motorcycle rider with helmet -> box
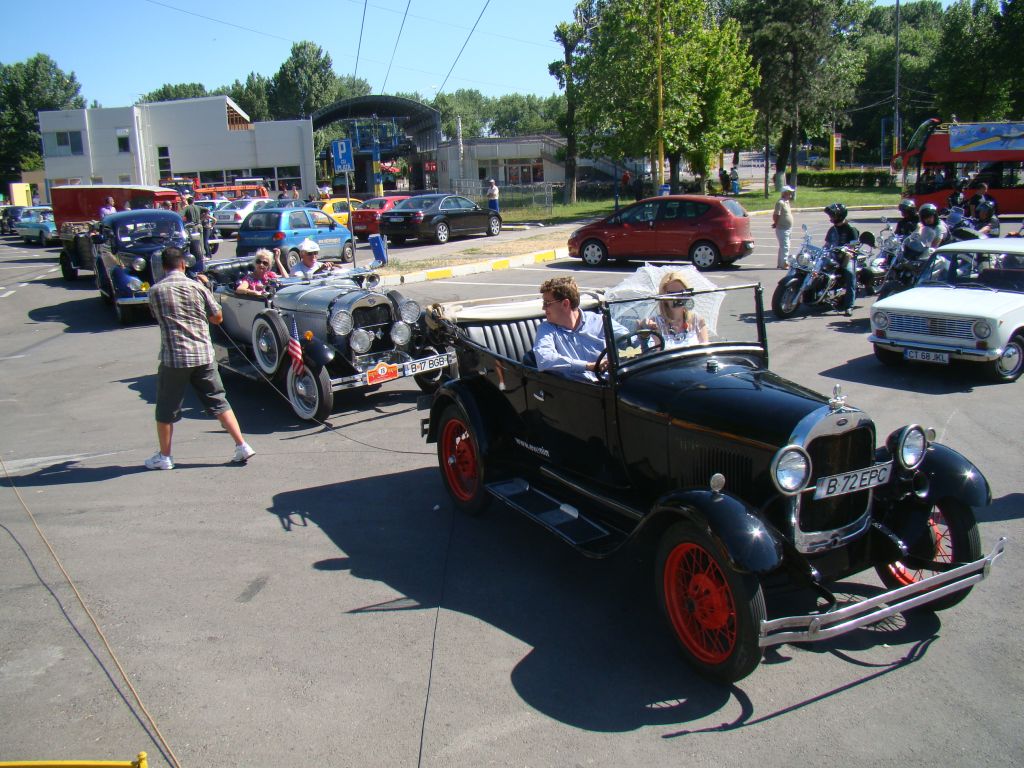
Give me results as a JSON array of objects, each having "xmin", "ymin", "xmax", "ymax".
[
  {"xmin": 895, "ymin": 199, "xmax": 920, "ymax": 237},
  {"xmin": 918, "ymin": 203, "xmax": 948, "ymax": 247},
  {"xmin": 824, "ymin": 202, "xmax": 860, "ymax": 316},
  {"xmin": 975, "ymin": 200, "xmax": 1000, "ymax": 237}
]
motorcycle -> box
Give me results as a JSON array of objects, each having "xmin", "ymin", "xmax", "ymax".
[
  {"xmin": 944, "ymin": 207, "xmax": 983, "ymax": 242},
  {"xmin": 875, "ymin": 230, "xmax": 932, "ymax": 301},
  {"xmin": 772, "ymin": 225, "xmax": 875, "ymax": 318}
]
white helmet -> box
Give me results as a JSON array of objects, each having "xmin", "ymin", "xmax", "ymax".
[{"xmin": 298, "ymin": 238, "xmax": 319, "ymax": 253}]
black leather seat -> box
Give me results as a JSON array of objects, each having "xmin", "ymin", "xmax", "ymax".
[
  {"xmin": 462, "ymin": 317, "xmax": 543, "ymax": 363},
  {"xmin": 205, "ymin": 259, "xmax": 254, "ymax": 289}
]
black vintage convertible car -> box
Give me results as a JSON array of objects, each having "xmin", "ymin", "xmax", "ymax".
[{"xmin": 420, "ymin": 268, "xmax": 1005, "ymax": 682}]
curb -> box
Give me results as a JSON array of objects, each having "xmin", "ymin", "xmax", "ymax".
[{"xmin": 381, "ymin": 247, "xmax": 569, "ymax": 287}]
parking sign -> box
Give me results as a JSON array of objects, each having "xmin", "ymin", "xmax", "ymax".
[{"xmin": 332, "ymin": 139, "xmax": 354, "ymax": 173}]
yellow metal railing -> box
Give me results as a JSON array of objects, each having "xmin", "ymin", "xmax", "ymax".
[{"xmin": 0, "ymin": 753, "xmax": 147, "ymax": 768}]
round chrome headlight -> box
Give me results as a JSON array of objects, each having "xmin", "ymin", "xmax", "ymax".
[
  {"xmin": 872, "ymin": 311, "xmax": 889, "ymax": 330},
  {"xmin": 330, "ymin": 310, "xmax": 354, "ymax": 336},
  {"xmin": 390, "ymin": 321, "xmax": 412, "ymax": 346},
  {"xmin": 897, "ymin": 425, "xmax": 928, "ymax": 469},
  {"xmin": 350, "ymin": 328, "xmax": 372, "ymax": 354},
  {"xmin": 771, "ymin": 445, "xmax": 811, "ymax": 495},
  {"xmin": 132, "ymin": 256, "xmax": 147, "ymax": 272},
  {"xmin": 972, "ymin": 319, "xmax": 992, "ymax": 339},
  {"xmin": 399, "ymin": 300, "xmax": 422, "ymax": 324},
  {"xmin": 364, "ymin": 273, "xmax": 381, "ymax": 290},
  {"xmin": 127, "ymin": 277, "xmax": 143, "ymax": 291},
  {"xmin": 796, "ymin": 251, "xmax": 813, "ymax": 269}
]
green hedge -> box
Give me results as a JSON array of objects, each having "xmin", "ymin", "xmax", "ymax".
[{"xmin": 794, "ymin": 170, "xmax": 896, "ymax": 188}]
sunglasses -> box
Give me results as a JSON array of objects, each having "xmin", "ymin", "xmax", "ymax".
[
  {"xmin": 255, "ymin": 260, "xmax": 271, "ymax": 266},
  {"xmin": 542, "ymin": 299, "xmax": 563, "ymax": 308},
  {"xmin": 667, "ymin": 298, "xmax": 694, "ymax": 309}
]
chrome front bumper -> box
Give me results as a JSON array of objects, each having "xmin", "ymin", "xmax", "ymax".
[
  {"xmin": 869, "ymin": 335, "xmax": 1001, "ymax": 362},
  {"xmin": 759, "ymin": 537, "xmax": 1006, "ymax": 648}
]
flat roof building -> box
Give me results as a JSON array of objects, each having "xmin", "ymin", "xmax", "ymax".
[{"xmin": 39, "ymin": 95, "xmax": 317, "ymax": 199}]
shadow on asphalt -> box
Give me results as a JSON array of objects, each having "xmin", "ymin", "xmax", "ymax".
[
  {"xmin": 28, "ymin": 294, "xmax": 138, "ymax": 334},
  {"xmin": 818, "ymin": 352, "xmax": 989, "ymax": 395},
  {"xmin": 978, "ymin": 492, "xmax": 1024, "ymax": 523},
  {"xmin": 268, "ymin": 469, "xmax": 945, "ymax": 733}
]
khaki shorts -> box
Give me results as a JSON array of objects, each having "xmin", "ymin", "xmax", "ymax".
[{"xmin": 155, "ymin": 362, "xmax": 230, "ymax": 423}]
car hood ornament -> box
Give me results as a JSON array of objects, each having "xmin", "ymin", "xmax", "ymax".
[{"xmin": 828, "ymin": 383, "xmax": 847, "ymax": 412}]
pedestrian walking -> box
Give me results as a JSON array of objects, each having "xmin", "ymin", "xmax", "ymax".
[
  {"xmin": 729, "ymin": 166, "xmax": 740, "ymax": 196},
  {"xmin": 145, "ymin": 246, "xmax": 254, "ymax": 470},
  {"xmin": 772, "ymin": 185, "xmax": 796, "ymax": 269},
  {"xmin": 719, "ymin": 167, "xmax": 730, "ymax": 196},
  {"xmin": 486, "ymin": 179, "xmax": 500, "ymax": 213}
]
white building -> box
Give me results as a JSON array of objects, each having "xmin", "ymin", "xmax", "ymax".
[{"xmin": 39, "ymin": 96, "xmax": 317, "ymax": 198}]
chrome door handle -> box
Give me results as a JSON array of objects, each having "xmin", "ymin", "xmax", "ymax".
[{"xmin": 533, "ymin": 390, "xmax": 546, "ymax": 402}]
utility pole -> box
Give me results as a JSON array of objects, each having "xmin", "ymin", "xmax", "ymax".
[{"xmin": 893, "ymin": 0, "xmax": 901, "ymax": 159}]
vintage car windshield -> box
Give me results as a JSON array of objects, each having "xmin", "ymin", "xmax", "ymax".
[
  {"xmin": 919, "ymin": 249, "xmax": 1024, "ymax": 292},
  {"xmin": 116, "ymin": 220, "xmax": 182, "ymax": 242},
  {"xmin": 605, "ymin": 282, "xmax": 762, "ymax": 361}
]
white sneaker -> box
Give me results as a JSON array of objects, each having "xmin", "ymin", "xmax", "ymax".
[
  {"xmin": 145, "ymin": 452, "xmax": 174, "ymax": 470},
  {"xmin": 232, "ymin": 443, "xmax": 255, "ymax": 463}
]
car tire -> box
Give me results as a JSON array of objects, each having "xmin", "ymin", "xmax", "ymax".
[
  {"xmin": 114, "ymin": 301, "xmax": 133, "ymax": 325},
  {"xmin": 389, "ymin": 236, "xmax": 406, "ymax": 246},
  {"xmin": 771, "ymin": 278, "xmax": 802, "ymax": 319},
  {"xmin": 60, "ymin": 250, "xmax": 78, "ymax": 281},
  {"xmin": 873, "ymin": 344, "xmax": 903, "ymax": 366},
  {"xmin": 580, "ymin": 239, "xmax": 608, "ymax": 266},
  {"xmin": 209, "ymin": 243, "xmax": 219, "ymax": 255},
  {"xmin": 286, "ymin": 364, "xmax": 333, "ymax": 422},
  {"xmin": 487, "ymin": 215, "xmax": 501, "ymax": 236},
  {"xmin": 96, "ymin": 263, "xmax": 113, "ymax": 305},
  {"xmin": 357, "ymin": 235, "xmax": 369, "ymax": 242},
  {"xmin": 252, "ymin": 312, "xmax": 289, "ymax": 376},
  {"xmin": 690, "ymin": 241, "xmax": 721, "ymax": 271},
  {"xmin": 341, "ymin": 241, "xmax": 354, "ymax": 263},
  {"xmin": 656, "ymin": 521, "xmax": 765, "ymax": 683},
  {"xmin": 986, "ymin": 333, "xmax": 1024, "ymax": 383},
  {"xmin": 434, "ymin": 222, "xmax": 450, "ymax": 244},
  {"xmin": 286, "ymin": 249, "xmax": 300, "ymax": 270},
  {"xmin": 436, "ymin": 404, "xmax": 491, "ymax": 515},
  {"xmin": 875, "ymin": 497, "xmax": 981, "ymax": 612},
  {"xmin": 38, "ymin": 231, "xmax": 46, "ymax": 247}
]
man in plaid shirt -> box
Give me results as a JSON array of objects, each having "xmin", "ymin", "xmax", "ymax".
[{"xmin": 145, "ymin": 247, "xmax": 254, "ymax": 470}]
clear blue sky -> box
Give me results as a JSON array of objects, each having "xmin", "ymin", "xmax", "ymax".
[{"xmin": 1, "ymin": 0, "xmax": 578, "ymax": 108}]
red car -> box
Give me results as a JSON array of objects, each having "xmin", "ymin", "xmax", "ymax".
[
  {"xmin": 568, "ymin": 195, "xmax": 754, "ymax": 270},
  {"xmin": 349, "ymin": 195, "xmax": 411, "ymax": 241}
]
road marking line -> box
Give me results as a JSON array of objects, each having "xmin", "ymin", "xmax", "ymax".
[
  {"xmin": 0, "ymin": 290, "xmax": 14, "ymax": 298},
  {"xmin": 0, "ymin": 355, "xmax": 25, "ymax": 361},
  {"xmin": 18, "ymin": 283, "xmax": 28, "ymax": 287}
]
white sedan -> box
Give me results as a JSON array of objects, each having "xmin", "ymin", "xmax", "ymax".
[{"xmin": 869, "ymin": 238, "xmax": 1024, "ymax": 382}]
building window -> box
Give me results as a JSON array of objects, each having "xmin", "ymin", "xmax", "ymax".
[
  {"xmin": 91, "ymin": 176, "xmax": 103, "ymax": 184},
  {"xmin": 158, "ymin": 146, "xmax": 169, "ymax": 159},
  {"xmin": 503, "ymin": 159, "xmax": 544, "ymax": 185},
  {"xmin": 199, "ymin": 171, "xmax": 225, "ymax": 185},
  {"xmin": 42, "ymin": 131, "xmax": 84, "ymax": 157},
  {"xmin": 117, "ymin": 136, "xmax": 130, "ymax": 153},
  {"xmin": 118, "ymin": 175, "xmax": 131, "ymax": 183}
]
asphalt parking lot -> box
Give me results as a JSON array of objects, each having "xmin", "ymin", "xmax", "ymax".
[{"xmin": 1, "ymin": 209, "xmax": 1022, "ymax": 767}]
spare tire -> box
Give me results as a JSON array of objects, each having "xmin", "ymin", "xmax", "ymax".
[
  {"xmin": 75, "ymin": 233, "xmax": 94, "ymax": 270},
  {"xmin": 251, "ymin": 311, "xmax": 290, "ymax": 376}
]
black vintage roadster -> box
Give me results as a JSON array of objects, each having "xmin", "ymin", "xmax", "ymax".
[
  {"xmin": 420, "ymin": 269, "xmax": 1005, "ymax": 682},
  {"xmin": 205, "ymin": 256, "xmax": 452, "ymax": 421}
]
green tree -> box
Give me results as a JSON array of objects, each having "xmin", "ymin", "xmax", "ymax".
[
  {"xmin": 1000, "ymin": 0, "xmax": 1024, "ymax": 114},
  {"xmin": 268, "ymin": 41, "xmax": 338, "ymax": 119},
  {"xmin": 726, "ymin": 0, "xmax": 868, "ymax": 187},
  {"xmin": 550, "ymin": 8, "xmax": 595, "ymax": 204},
  {"xmin": 138, "ymin": 82, "xmax": 209, "ymax": 103},
  {"xmin": 934, "ymin": 0, "xmax": 1011, "ymax": 120},
  {"xmin": 334, "ymin": 74, "xmax": 372, "ymax": 102},
  {"xmin": 489, "ymin": 93, "xmax": 562, "ymax": 136},
  {"xmin": 431, "ymin": 89, "xmax": 490, "ymax": 140},
  {"xmin": 0, "ymin": 54, "xmax": 85, "ymax": 183}
]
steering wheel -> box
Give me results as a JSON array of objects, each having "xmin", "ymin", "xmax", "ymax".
[{"xmin": 592, "ymin": 329, "xmax": 665, "ymax": 381}]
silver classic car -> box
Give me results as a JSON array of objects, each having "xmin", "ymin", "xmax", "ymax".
[{"xmin": 205, "ymin": 255, "xmax": 452, "ymax": 420}]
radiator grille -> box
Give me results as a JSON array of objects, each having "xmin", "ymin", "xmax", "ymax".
[
  {"xmin": 801, "ymin": 427, "xmax": 874, "ymax": 533},
  {"xmin": 888, "ymin": 313, "xmax": 973, "ymax": 339}
]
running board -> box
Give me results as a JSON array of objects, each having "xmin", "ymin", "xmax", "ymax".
[{"xmin": 487, "ymin": 478, "xmax": 611, "ymax": 548}]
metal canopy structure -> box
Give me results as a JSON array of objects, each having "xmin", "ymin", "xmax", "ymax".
[{"xmin": 311, "ymin": 95, "xmax": 441, "ymax": 155}]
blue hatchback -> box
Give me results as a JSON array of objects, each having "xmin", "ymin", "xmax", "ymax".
[{"xmin": 236, "ymin": 205, "xmax": 353, "ymax": 266}]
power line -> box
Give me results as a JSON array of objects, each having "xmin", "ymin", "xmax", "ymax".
[
  {"xmin": 381, "ymin": 0, "xmax": 413, "ymax": 94},
  {"xmin": 141, "ymin": 0, "xmax": 292, "ymax": 42},
  {"xmin": 437, "ymin": 0, "xmax": 492, "ymax": 95},
  {"xmin": 354, "ymin": 0, "xmax": 369, "ymax": 80}
]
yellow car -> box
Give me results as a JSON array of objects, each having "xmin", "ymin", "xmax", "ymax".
[{"xmin": 317, "ymin": 197, "xmax": 363, "ymax": 227}]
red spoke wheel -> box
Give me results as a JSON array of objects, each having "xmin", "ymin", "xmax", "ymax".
[
  {"xmin": 876, "ymin": 498, "xmax": 981, "ymax": 612},
  {"xmin": 437, "ymin": 405, "xmax": 490, "ymax": 515},
  {"xmin": 656, "ymin": 522, "xmax": 764, "ymax": 682}
]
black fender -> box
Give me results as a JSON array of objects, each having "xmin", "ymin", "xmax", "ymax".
[
  {"xmin": 302, "ymin": 334, "xmax": 337, "ymax": 367},
  {"xmin": 426, "ymin": 378, "xmax": 498, "ymax": 460},
  {"xmin": 918, "ymin": 442, "xmax": 991, "ymax": 507},
  {"xmin": 650, "ymin": 489, "xmax": 784, "ymax": 576}
]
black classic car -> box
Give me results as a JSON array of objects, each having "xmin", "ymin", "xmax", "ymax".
[
  {"xmin": 205, "ymin": 255, "xmax": 452, "ymax": 421},
  {"xmin": 420, "ymin": 266, "xmax": 1005, "ymax": 682},
  {"xmin": 378, "ymin": 193, "xmax": 501, "ymax": 245}
]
